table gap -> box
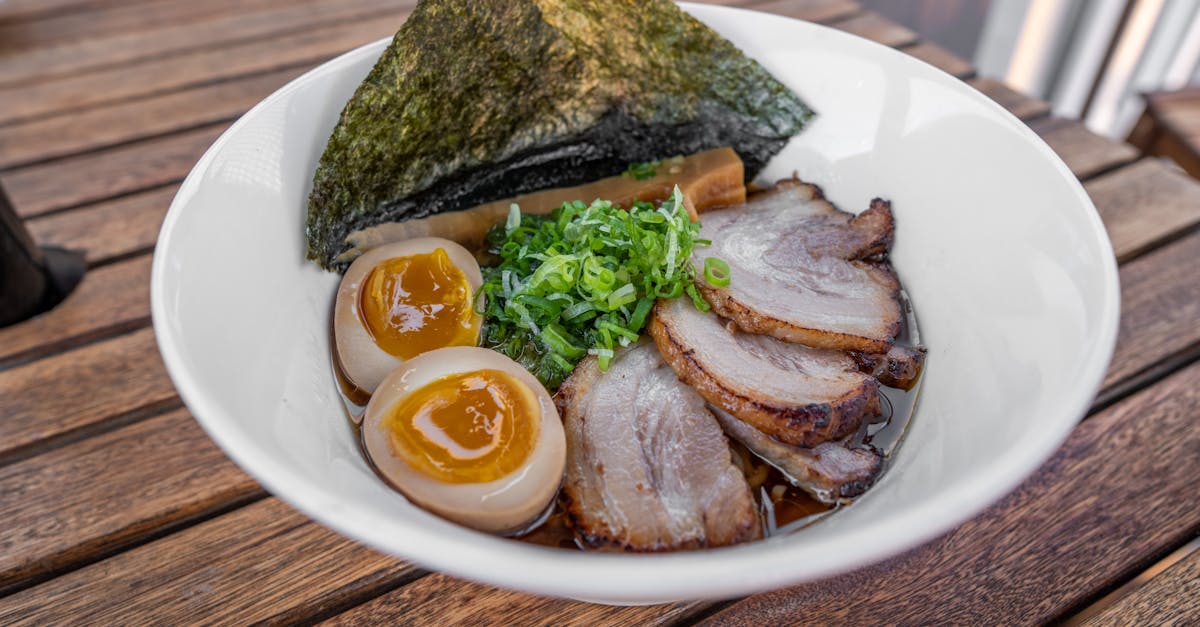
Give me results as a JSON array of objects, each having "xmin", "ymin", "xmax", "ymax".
[
  {"xmin": 0, "ymin": 396, "xmax": 182, "ymax": 468},
  {"xmin": 1055, "ymin": 531, "xmax": 1200, "ymax": 625},
  {"xmin": 1091, "ymin": 339, "xmax": 1200, "ymax": 414},
  {"xmin": 0, "ymin": 489, "xmax": 268, "ymax": 598}
]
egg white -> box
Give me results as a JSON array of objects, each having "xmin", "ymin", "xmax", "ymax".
[
  {"xmin": 334, "ymin": 237, "xmax": 483, "ymax": 402},
  {"xmin": 361, "ymin": 346, "xmax": 566, "ymax": 535}
]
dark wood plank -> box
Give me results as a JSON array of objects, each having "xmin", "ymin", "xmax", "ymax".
[
  {"xmin": 0, "ymin": 407, "xmax": 261, "ymax": 592},
  {"xmin": 901, "ymin": 41, "xmax": 974, "ymax": 79},
  {"xmin": 0, "ymin": 0, "xmax": 301, "ymax": 53},
  {"xmin": 970, "ymin": 76, "xmax": 1052, "ymax": 121},
  {"xmin": 1079, "ymin": 543, "xmax": 1200, "ymax": 625},
  {"xmin": 0, "ymin": 256, "xmax": 151, "ymax": 366},
  {"xmin": 830, "ymin": 10, "xmax": 918, "ymax": 48},
  {"xmin": 0, "ymin": 0, "xmax": 164, "ymax": 23},
  {"xmin": 0, "ymin": 0, "xmax": 407, "ymax": 87},
  {"xmin": 740, "ymin": 0, "xmax": 862, "ymax": 24},
  {"xmin": 0, "ymin": 498, "xmax": 417, "ymax": 625},
  {"xmin": 1030, "ymin": 117, "xmax": 1140, "ymax": 180},
  {"xmin": 698, "ymin": 360, "xmax": 1200, "ymax": 625},
  {"xmin": 1104, "ymin": 230, "xmax": 1200, "ymax": 390},
  {"xmin": 325, "ymin": 574, "xmax": 703, "ymax": 627},
  {"xmin": 0, "ymin": 8, "xmax": 408, "ymax": 126},
  {"xmin": 1085, "ymin": 158, "xmax": 1200, "ymax": 262},
  {"xmin": 2, "ymin": 124, "xmax": 222, "ymax": 218},
  {"xmin": 0, "ymin": 327, "xmax": 178, "ymax": 462},
  {"xmin": 0, "ymin": 67, "xmax": 301, "ymax": 169},
  {"xmin": 26, "ymin": 186, "xmax": 174, "ymax": 265}
]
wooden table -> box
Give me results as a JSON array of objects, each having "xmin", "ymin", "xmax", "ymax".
[
  {"xmin": 1128, "ymin": 87, "xmax": 1200, "ymax": 181},
  {"xmin": 2, "ymin": 1, "xmax": 1198, "ymax": 624}
]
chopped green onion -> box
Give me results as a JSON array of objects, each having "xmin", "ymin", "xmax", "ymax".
[
  {"xmin": 505, "ymin": 203, "xmax": 521, "ymax": 235},
  {"xmin": 477, "ymin": 186, "xmax": 720, "ymax": 390},
  {"xmin": 704, "ymin": 257, "xmax": 731, "ymax": 287}
]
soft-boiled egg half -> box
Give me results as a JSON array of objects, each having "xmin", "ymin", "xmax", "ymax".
[
  {"xmin": 334, "ymin": 238, "xmax": 483, "ymax": 402},
  {"xmin": 362, "ymin": 346, "xmax": 566, "ymax": 534}
]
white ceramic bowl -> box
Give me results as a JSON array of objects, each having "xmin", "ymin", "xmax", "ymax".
[{"xmin": 152, "ymin": 4, "xmax": 1119, "ymax": 603}]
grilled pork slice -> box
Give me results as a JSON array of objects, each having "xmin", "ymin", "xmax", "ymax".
[
  {"xmin": 694, "ymin": 179, "xmax": 902, "ymax": 353},
  {"xmin": 713, "ymin": 408, "xmax": 883, "ymax": 503},
  {"xmin": 650, "ymin": 296, "xmax": 879, "ymax": 447},
  {"xmin": 557, "ymin": 341, "xmax": 758, "ymax": 551},
  {"xmin": 852, "ymin": 344, "xmax": 927, "ymax": 391}
]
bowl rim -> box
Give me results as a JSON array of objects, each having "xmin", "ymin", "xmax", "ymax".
[{"xmin": 151, "ymin": 3, "xmax": 1121, "ymax": 603}]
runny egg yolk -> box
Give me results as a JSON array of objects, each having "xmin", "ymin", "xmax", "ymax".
[
  {"xmin": 358, "ymin": 248, "xmax": 479, "ymax": 360},
  {"xmin": 382, "ymin": 369, "xmax": 539, "ymax": 483}
]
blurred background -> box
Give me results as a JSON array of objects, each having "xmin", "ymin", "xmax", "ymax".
[{"xmin": 862, "ymin": 0, "xmax": 1200, "ymax": 140}]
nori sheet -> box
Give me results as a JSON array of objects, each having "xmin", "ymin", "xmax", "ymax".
[{"xmin": 306, "ymin": 0, "xmax": 814, "ymax": 269}]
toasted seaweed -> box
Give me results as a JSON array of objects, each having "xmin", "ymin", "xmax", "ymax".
[{"xmin": 306, "ymin": 0, "xmax": 814, "ymax": 269}]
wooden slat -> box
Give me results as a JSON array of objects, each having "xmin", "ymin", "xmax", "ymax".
[
  {"xmin": 0, "ymin": 0, "xmax": 302, "ymax": 53},
  {"xmin": 0, "ymin": 256, "xmax": 150, "ymax": 366},
  {"xmin": 901, "ymin": 41, "xmax": 974, "ymax": 79},
  {"xmin": 0, "ymin": 407, "xmax": 260, "ymax": 592},
  {"xmin": 740, "ymin": 0, "xmax": 862, "ymax": 24},
  {"xmin": 0, "ymin": 0, "xmax": 164, "ymax": 23},
  {"xmin": 697, "ymin": 360, "xmax": 1200, "ymax": 625},
  {"xmin": 0, "ymin": 0, "xmax": 407, "ymax": 87},
  {"xmin": 829, "ymin": 11, "xmax": 918, "ymax": 48},
  {"xmin": 0, "ymin": 327, "xmax": 177, "ymax": 462},
  {"xmin": 1104, "ymin": 231, "xmax": 1200, "ymax": 390},
  {"xmin": 1081, "ymin": 544, "xmax": 1200, "ymax": 625},
  {"xmin": 1030, "ymin": 117, "xmax": 1140, "ymax": 180},
  {"xmin": 1085, "ymin": 158, "xmax": 1200, "ymax": 262},
  {"xmin": 2, "ymin": 124, "xmax": 222, "ymax": 218},
  {"xmin": 26, "ymin": 186, "xmax": 174, "ymax": 265},
  {"xmin": 325, "ymin": 574, "xmax": 703, "ymax": 627},
  {"xmin": 0, "ymin": 67, "xmax": 302, "ymax": 169},
  {"xmin": 0, "ymin": 498, "xmax": 417, "ymax": 625},
  {"xmin": 970, "ymin": 77, "xmax": 1052, "ymax": 121},
  {"xmin": 0, "ymin": 9, "xmax": 407, "ymax": 126}
]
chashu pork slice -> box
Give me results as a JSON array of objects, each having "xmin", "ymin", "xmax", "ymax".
[
  {"xmin": 557, "ymin": 341, "xmax": 758, "ymax": 551},
  {"xmin": 650, "ymin": 296, "xmax": 879, "ymax": 447},
  {"xmin": 694, "ymin": 178, "xmax": 902, "ymax": 353},
  {"xmin": 713, "ymin": 407, "xmax": 882, "ymax": 503}
]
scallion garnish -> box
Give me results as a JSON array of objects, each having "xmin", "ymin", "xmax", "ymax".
[
  {"xmin": 477, "ymin": 186, "xmax": 714, "ymax": 389},
  {"xmin": 704, "ymin": 257, "xmax": 731, "ymax": 287}
]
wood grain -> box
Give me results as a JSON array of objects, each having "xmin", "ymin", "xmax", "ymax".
[
  {"xmin": 0, "ymin": 407, "xmax": 260, "ymax": 592},
  {"xmin": 0, "ymin": 0, "xmax": 409, "ymax": 87},
  {"xmin": 0, "ymin": 0, "xmax": 163, "ymax": 23},
  {"xmin": 0, "ymin": 0, "xmax": 312, "ymax": 53},
  {"xmin": 26, "ymin": 186, "xmax": 174, "ymax": 265},
  {"xmin": 830, "ymin": 11, "xmax": 919, "ymax": 48},
  {"xmin": 970, "ymin": 77, "xmax": 1052, "ymax": 121},
  {"xmin": 0, "ymin": 256, "xmax": 151, "ymax": 366},
  {"xmin": 1104, "ymin": 230, "xmax": 1200, "ymax": 390},
  {"xmin": 0, "ymin": 327, "xmax": 178, "ymax": 462},
  {"xmin": 1030, "ymin": 117, "xmax": 1140, "ymax": 180},
  {"xmin": 901, "ymin": 41, "xmax": 975, "ymax": 79},
  {"xmin": 698, "ymin": 360, "xmax": 1200, "ymax": 625},
  {"xmin": 0, "ymin": 498, "xmax": 418, "ymax": 625},
  {"xmin": 325, "ymin": 574, "xmax": 704, "ymax": 627},
  {"xmin": 1085, "ymin": 158, "xmax": 1200, "ymax": 262},
  {"xmin": 0, "ymin": 67, "xmax": 303, "ymax": 169},
  {"xmin": 0, "ymin": 9, "xmax": 408, "ymax": 126},
  {"xmin": 739, "ymin": 0, "xmax": 862, "ymax": 24},
  {"xmin": 2, "ymin": 124, "xmax": 223, "ymax": 218},
  {"xmin": 1081, "ymin": 545, "xmax": 1200, "ymax": 625}
]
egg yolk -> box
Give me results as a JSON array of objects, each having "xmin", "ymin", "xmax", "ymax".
[
  {"xmin": 383, "ymin": 369, "xmax": 539, "ymax": 484},
  {"xmin": 358, "ymin": 248, "xmax": 479, "ymax": 359}
]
